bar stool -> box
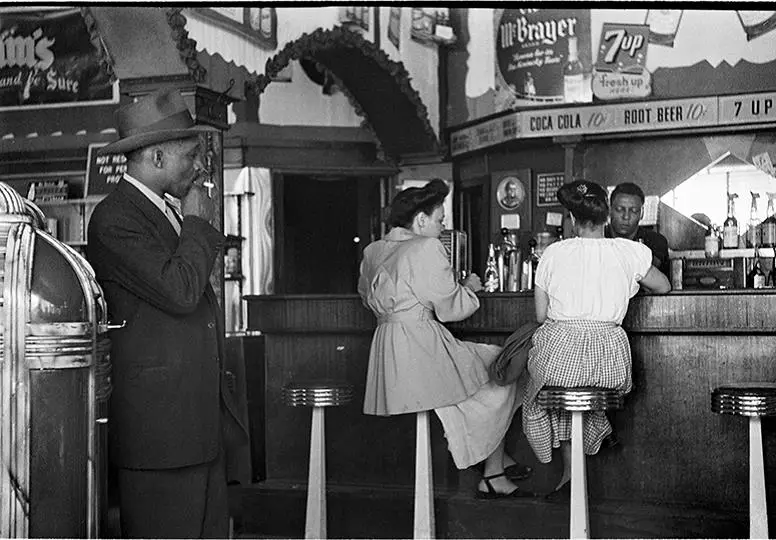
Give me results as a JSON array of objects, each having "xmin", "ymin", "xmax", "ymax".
[
  {"xmin": 712, "ymin": 383, "xmax": 776, "ymax": 539},
  {"xmin": 538, "ymin": 386, "xmax": 624, "ymax": 540},
  {"xmin": 414, "ymin": 410, "xmax": 434, "ymax": 539},
  {"xmin": 282, "ymin": 380, "xmax": 354, "ymax": 540}
]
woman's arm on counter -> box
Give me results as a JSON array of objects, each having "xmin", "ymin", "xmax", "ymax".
[
  {"xmin": 639, "ymin": 266, "xmax": 671, "ymax": 294},
  {"xmin": 534, "ymin": 286, "xmax": 548, "ymax": 324}
]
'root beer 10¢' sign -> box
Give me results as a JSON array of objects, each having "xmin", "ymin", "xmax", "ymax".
[{"xmin": 495, "ymin": 8, "xmax": 592, "ymax": 108}]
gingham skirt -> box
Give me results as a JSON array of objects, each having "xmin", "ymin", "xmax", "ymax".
[{"xmin": 522, "ymin": 319, "xmax": 632, "ymax": 463}]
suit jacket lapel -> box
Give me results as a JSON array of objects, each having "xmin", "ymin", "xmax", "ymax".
[{"xmin": 116, "ymin": 179, "xmax": 180, "ymax": 248}]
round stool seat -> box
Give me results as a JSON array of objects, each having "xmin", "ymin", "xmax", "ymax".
[
  {"xmin": 282, "ymin": 380, "xmax": 354, "ymax": 408},
  {"xmin": 712, "ymin": 383, "xmax": 776, "ymax": 417},
  {"xmin": 537, "ymin": 386, "xmax": 623, "ymax": 412}
]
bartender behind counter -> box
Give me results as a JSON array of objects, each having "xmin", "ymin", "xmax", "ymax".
[{"xmin": 605, "ymin": 182, "xmax": 670, "ymax": 276}]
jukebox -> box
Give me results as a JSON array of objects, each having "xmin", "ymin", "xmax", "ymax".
[{"xmin": 0, "ymin": 183, "xmax": 111, "ymax": 537}]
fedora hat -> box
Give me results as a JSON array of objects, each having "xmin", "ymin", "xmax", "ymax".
[{"xmin": 97, "ymin": 88, "xmax": 217, "ymax": 155}]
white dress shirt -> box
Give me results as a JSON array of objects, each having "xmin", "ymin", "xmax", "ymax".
[{"xmin": 122, "ymin": 173, "xmax": 181, "ymax": 235}]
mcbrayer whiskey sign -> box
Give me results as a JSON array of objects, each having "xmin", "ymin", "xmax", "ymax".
[
  {"xmin": 0, "ymin": 7, "xmax": 116, "ymax": 109},
  {"xmin": 495, "ymin": 8, "xmax": 592, "ymax": 107}
]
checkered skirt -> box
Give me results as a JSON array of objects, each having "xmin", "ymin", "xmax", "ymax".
[{"xmin": 522, "ymin": 319, "xmax": 632, "ymax": 463}]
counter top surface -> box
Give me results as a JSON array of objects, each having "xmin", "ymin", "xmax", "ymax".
[{"xmin": 245, "ymin": 288, "xmax": 776, "ymax": 300}]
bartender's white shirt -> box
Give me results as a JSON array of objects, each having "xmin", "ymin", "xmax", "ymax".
[
  {"xmin": 535, "ymin": 237, "xmax": 652, "ymax": 325},
  {"xmin": 122, "ymin": 173, "xmax": 181, "ymax": 235}
]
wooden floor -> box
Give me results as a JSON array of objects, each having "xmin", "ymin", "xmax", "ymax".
[{"xmin": 229, "ymin": 472, "xmax": 754, "ymax": 539}]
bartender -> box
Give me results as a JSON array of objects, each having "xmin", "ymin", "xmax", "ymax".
[{"xmin": 605, "ymin": 182, "xmax": 670, "ymax": 276}]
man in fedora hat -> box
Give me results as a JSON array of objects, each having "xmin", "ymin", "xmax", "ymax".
[{"xmin": 87, "ymin": 88, "xmax": 248, "ymax": 538}]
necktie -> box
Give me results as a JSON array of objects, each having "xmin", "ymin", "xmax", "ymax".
[{"xmin": 164, "ymin": 201, "xmax": 182, "ymax": 235}]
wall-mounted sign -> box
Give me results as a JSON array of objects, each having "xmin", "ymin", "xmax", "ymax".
[
  {"xmin": 536, "ymin": 173, "xmax": 565, "ymax": 207},
  {"xmin": 494, "ymin": 8, "xmax": 592, "ymax": 109},
  {"xmin": 736, "ymin": 11, "xmax": 776, "ymax": 41},
  {"xmin": 645, "ymin": 10, "xmax": 683, "ymax": 47},
  {"xmin": 0, "ymin": 8, "xmax": 116, "ymax": 110},
  {"xmin": 718, "ymin": 92, "xmax": 776, "ymax": 125},
  {"xmin": 191, "ymin": 7, "xmax": 277, "ymax": 50},
  {"xmin": 388, "ymin": 7, "xmax": 402, "ymax": 49},
  {"xmin": 411, "ymin": 8, "xmax": 455, "ymax": 45},
  {"xmin": 594, "ymin": 23, "xmax": 649, "ymax": 74},
  {"xmin": 340, "ymin": 6, "xmax": 370, "ymax": 31},
  {"xmin": 85, "ymin": 143, "xmax": 127, "ymax": 197},
  {"xmin": 592, "ymin": 71, "xmax": 651, "ymax": 100},
  {"xmin": 592, "ymin": 23, "xmax": 651, "ymax": 101},
  {"xmin": 448, "ymin": 92, "xmax": 776, "ymax": 156},
  {"xmin": 752, "ymin": 152, "xmax": 776, "ymax": 177}
]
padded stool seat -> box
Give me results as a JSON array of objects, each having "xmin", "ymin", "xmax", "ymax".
[
  {"xmin": 282, "ymin": 380, "xmax": 354, "ymax": 539},
  {"xmin": 712, "ymin": 383, "xmax": 776, "ymax": 539},
  {"xmin": 538, "ymin": 386, "xmax": 624, "ymax": 539}
]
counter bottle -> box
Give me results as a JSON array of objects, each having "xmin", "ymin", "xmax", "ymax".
[
  {"xmin": 520, "ymin": 238, "xmax": 539, "ymax": 291},
  {"xmin": 762, "ymin": 192, "xmax": 776, "ymax": 247},
  {"xmin": 747, "ymin": 191, "xmax": 761, "ymax": 249},
  {"xmin": 769, "ymin": 256, "xmax": 776, "ymax": 287},
  {"xmin": 723, "ymin": 193, "xmax": 739, "ymax": 249},
  {"xmin": 704, "ymin": 225, "xmax": 720, "ymax": 258},
  {"xmin": 746, "ymin": 248, "xmax": 766, "ymax": 289},
  {"xmin": 484, "ymin": 243, "xmax": 500, "ymax": 293}
]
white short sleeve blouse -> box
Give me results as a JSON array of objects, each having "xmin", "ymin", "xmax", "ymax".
[{"xmin": 534, "ymin": 237, "xmax": 653, "ymax": 324}]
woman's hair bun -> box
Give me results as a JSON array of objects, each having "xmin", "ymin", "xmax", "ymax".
[
  {"xmin": 388, "ymin": 178, "xmax": 450, "ymax": 228},
  {"xmin": 556, "ymin": 180, "xmax": 609, "ymax": 226}
]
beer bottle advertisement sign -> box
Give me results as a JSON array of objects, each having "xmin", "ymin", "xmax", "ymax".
[{"xmin": 494, "ymin": 8, "xmax": 592, "ymax": 110}]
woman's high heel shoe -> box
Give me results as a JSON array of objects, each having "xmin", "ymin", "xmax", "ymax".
[{"xmin": 476, "ymin": 473, "xmax": 535, "ymax": 499}]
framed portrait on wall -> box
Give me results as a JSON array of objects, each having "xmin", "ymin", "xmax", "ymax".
[{"xmin": 491, "ymin": 169, "xmax": 531, "ymax": 232}]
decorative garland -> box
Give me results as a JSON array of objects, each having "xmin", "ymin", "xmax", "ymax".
[
  {"xmin": 166, "ymin": 8, "xmax": 207, "ymax": 84},
  {"xmin": 250, "ymin": 26, "xmax": 440, "ymax": 160},
  {"xmin": 79, "ymin": 7, "xmax": 118, "ymax": 84}
]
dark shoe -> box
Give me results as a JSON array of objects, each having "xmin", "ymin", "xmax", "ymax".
[
  {"xmin": 544, "ymin": 481, "xmax": 570, "ymax": 503},
  {"xmin": 504, "ymin": 462, "xmax": 534, "ymax": 481},
  {"xmin": 476, "ymin": 472, "xmax": 535, "ymax": 499}
]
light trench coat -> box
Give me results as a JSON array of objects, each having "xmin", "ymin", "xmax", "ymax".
[{"xmin": 358, "ymin": 227, "xmax": 503, "ymax": 416}]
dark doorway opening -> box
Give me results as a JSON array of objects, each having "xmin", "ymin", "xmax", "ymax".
[{"xmin": 277, "ymin": 174, "xmax": 383, "ymax": 294}]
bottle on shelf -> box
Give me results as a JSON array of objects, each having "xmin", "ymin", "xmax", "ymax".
[
  {"xmin": 747, "ymin": 247, "xmax": 766, "ymax": 289},
  {"xmin": 762, "ymin": 192, "xmax": 776, "ymax": 248},
  {"xmin": 484, "ymin": 243, "xmax": 500, "ymax": 293},
  {"xmin": 563, "ymin": 36, "xmax": 585, "ymax": 103},
  {"xmin": 704, "ymin": 223, "xmax": 720, "ymax": 258},
  {"xmin": 747, "ymin": 191, "xmax": 761, "ymax": 249},
  {"xmin": 769, "ymin": 256, "xmax": 776, "ymax": 287},
  {"xmin": 722, "ymin": 192, "xmax": 739, "ymax": 249},
  {"xmin": 520, "ymin": 238, "xmax": 539, "ymax": 291}
]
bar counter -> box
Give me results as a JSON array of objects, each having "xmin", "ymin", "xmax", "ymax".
[{"xmin": 243, "ymin": 290, "xmax": 776, "ymax": 537}]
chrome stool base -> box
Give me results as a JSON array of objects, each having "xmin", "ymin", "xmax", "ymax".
[
  {"xmin": 538, "ymin": 386, "xmax": 623, "ymax": 540},
  {"xmin": 414, "ymin": 411, "xmax": 434, "ymax": 539},
  {"xmin": 712, "ymin": 383, "xmax": 776, "ymax": 539},
  {"xmin": 282, "ymin": 381, "xmax": 353, "ymax": 540}
]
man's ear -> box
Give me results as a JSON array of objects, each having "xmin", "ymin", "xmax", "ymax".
[{"xmin": 151, "ymin": 147, "xmax": 164, "ymax": 169}]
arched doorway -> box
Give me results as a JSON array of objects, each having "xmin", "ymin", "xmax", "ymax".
[{"xmin": 236, "ymin": 26, "xmax": 444, "ymax": 293}]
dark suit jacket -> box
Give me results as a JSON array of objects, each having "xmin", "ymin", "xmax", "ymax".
[{"xmin": 87, "ymin": 179, "xmax": 248, "ymax": 474}]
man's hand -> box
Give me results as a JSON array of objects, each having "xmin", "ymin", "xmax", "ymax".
[{"xmin": 181, "ymin": 182, "xmax": 215, "ymax": 223}]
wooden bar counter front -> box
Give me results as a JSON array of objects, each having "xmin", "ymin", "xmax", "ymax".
[{"xmin": 242, "ymin": 290, "xmax": 776, "ymax": 538}]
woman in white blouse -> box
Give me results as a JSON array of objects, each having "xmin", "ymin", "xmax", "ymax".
[{"xmin": 522, "ymin": 180, "xmax": 670, "ymax": 501}]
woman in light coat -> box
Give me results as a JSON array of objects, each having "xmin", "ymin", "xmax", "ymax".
[{"xmin": 358, "ymin": 179, "xmax": 532, "ymax": 498}]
